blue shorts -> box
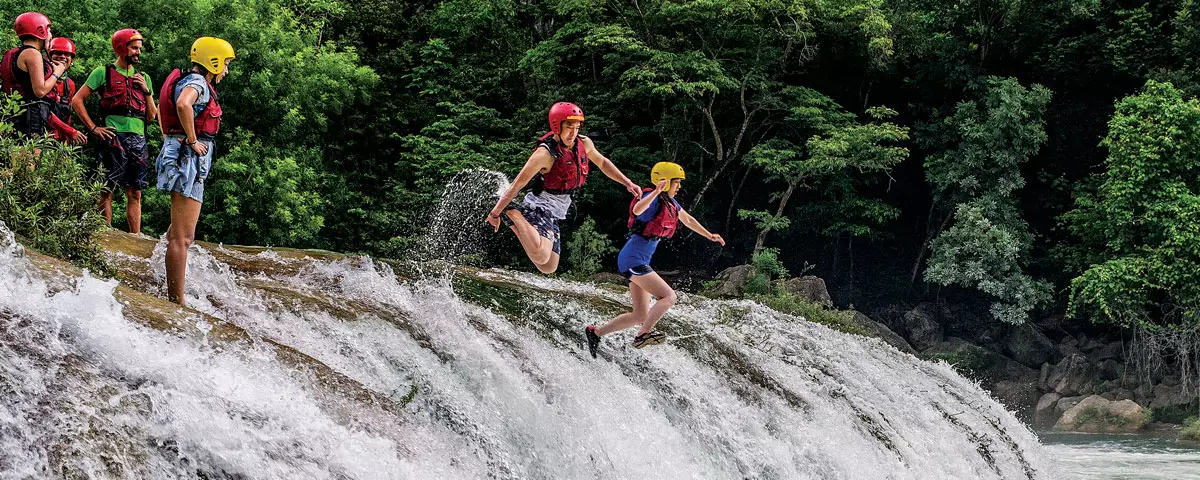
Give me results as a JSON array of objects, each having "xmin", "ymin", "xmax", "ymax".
[
  {"xmin": 100, "ymin": 133, "xmax": 149, "ymax": 190},
  {"xmin": 156, "ymin": 137, "xmax": 214, "ymax": 203},
  {"xmin": 622, "ymin": 264, "xmax": 654, "ymax": 281},
  {"xmin": 517, "ymin": 205, "xmax": 561, "ymax": 255}
]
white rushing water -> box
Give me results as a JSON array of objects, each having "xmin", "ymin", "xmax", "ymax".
[{"xmin": 0, "ymin": 214, "xmax": 1060, "ymax": 479}]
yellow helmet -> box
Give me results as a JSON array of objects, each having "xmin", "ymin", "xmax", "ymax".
[
  {"xmin": 190, "ymin": 37, "xmax": 235, "ymax": 75},
  {"xmin": 650, "ymin": 162, "xmax": 686, "ymax": 191}
]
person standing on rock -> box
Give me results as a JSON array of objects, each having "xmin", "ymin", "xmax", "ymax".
[
  {"xmin": 46, "ymin": 37, "xmax": 86, "ymax": 145},
  {"xmin": 70, "ymin": 28, "xmax": 157, "ymax": 233},
  {"xmin": 585, "ymin": 162, "xmax": 724, "ymax": 357},
  {"xmin": 155, "ymin": 36, "xmax": 234, "ymax": 306},
  {"xmin": 485, "ymin": 102, "xmax": 642, "ymax": 274},
  {"xmin": 1, "ymin": 12, "xmax": 67, "ymax": 138}
]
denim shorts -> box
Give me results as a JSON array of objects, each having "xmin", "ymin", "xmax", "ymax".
[
  {"xmin": 156, "ymin": 137, "xmax": 214, "ymax": 203},
  {"xmin": 518, "ymin": 205, "xmax": 562, "ymax": 255}
]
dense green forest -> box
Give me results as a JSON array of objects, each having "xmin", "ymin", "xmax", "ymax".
[{"xmin": 6, "ymin": 0, "xmax": 1200, "ymax": 334}]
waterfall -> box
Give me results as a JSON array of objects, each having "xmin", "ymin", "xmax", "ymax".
[{"xmin": 0, "ymin": 220, "xmax": 1058, "ymax": 479}]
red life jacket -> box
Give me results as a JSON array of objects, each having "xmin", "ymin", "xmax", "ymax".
[
  {"xmin": 158, "ymin": 69, "xmax": 222, "ymax": 139},
  {"xmin": 628, "ymin": 187, "xmax": 680, "ymax": 240},
  {"xmin": 52, "ymin": 77, "xmax": 75, "ymax": 122},
  {"xmin": 532, "ymin": 132, "xmax": 590, "ymax": 195},
  {"xmin": 1, "ymin": 45, "xmax": 53, "ymax": 100},
  {"xmin": 97, "ymin": 64, "xmax": 148, "ymax": 119}
]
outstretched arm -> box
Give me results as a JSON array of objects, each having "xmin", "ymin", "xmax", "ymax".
[
  {"xmin": 679, "ymin": 209, "xmax": 726, "ymax": 246},
  {"xmin": 583, "ymin": 137, "xmax": 641, "ymax": 197},
  {"xmin": 486, "ymin": 149, "xmax": 553, "ymax": 230}
]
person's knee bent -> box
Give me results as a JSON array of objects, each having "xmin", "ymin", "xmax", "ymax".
[
  {"xmin": 658, "ymin": 289, "xmax": 677, "ymax": 307},
  {"xmin": 535, "ymin": 261, "xmax": 559, "ymax": 274}
]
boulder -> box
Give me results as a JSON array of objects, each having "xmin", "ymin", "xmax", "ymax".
[
  {"xmin": 1046, "ymin": 354, "xmax": 1095, "ymax": 397},
  {"xmin": 704, "ymin": 265, "xmax": 756, "ymax": 298},
  {"xmin": 1150, "ymin": 384, "xmax": 1195, "ymax": 410},
  {"xmin": 1054, "ymin": 395, "xmax": 1147, "ymax": 433},
  {"xmin": 1056, "ymin": 395, "xmax": 1085, "ymax": 416},
  {"xmin": 775, "ymin": 276, "xmax": 833, "ymax": 307},
  {"xmin": 1003, "ymin": 324, "xmax": 1055, "ymax": 368},
  {"xmin": 903, "ymin": 303, "xmax": 945, "ymax": 351},
  {"xmin": 1088, "ymin": 341, "xmax": 1124, "ymax": 363},
  {"xmin": 991, "ymin": 379, "xmax": 1040, "ymax": 420},
  {"xmin": 1038, "ymin": 362, "xmax": 1052, "ymax": 391},
  {"xmin": 851, "ymin": 311, "xmax": 917, "ymax": 355},
  {"xmin": 1035, "ymin": 392, "xmax": 1063, "ymax": 426},
  {"xmin": 1098, "ymin": 359, "xmax": 1122, "ymax": 381},
  {"xmin": 923, "ymin": 337, "xmax": 1038, "ymax": 386},
  {"xmin": 1101, "ymin": 388, "xmax": 1135, "ymax": 402}
]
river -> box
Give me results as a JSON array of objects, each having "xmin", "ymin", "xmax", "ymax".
[{"xmin": 1042, "ymin": 431, "xmax": 1200, "ymax": 480}]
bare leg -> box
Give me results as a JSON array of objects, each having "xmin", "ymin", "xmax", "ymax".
[
  {"xmin": 502, "ymin": 209, "xmax": 557, "ymax": 271},
  {"xmin": 99, "ymin": 190, "xmax": 114, "ymax": 225},
  {"xmin": 165, "ymin": 192, "xmax": 202, "ymax": 306},
  {"xmin": 595, "ymin": 280, "xmax": 652, "ymax": 336},
  {"xmin": 125, "ymin": 188, "xmax": 142, "ymax": 234},
  {"xmin": 628, "ymin": 272, "xmax": 676, "ymax": 335}
]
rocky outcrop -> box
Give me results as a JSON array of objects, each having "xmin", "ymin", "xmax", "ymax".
[
  {"xmin": 851, "ymin": 311, "xmax": 916, "ymax": 355},
  {"xmin": 1054, "ymin": 396, "xmax": 1147, "ymax": 433},
  {"xmin": 1003, "ymin": 324, "xmax": 1055, "ymax": 368},
  {"xmin": 903, "ymin": 303, "xmax": 945, "ymax": 351},
  {"xmin": 1044, "ymin": 354, "xmax": 1095, "ymax": 397},
  {"xmin": 774, "ymin": 276, "xmax": 833, "ymax": 307},
  {"xmin": 1034, "ymin": 392, "xmax": 1062, "ymax": 426},
  {"xmin": 703, "ymin": 265, "xmax": 756, "ymax": 298}
]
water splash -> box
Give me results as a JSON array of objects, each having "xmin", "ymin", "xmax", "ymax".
[{"xmin": 421, "ymin": 169, "xmax": 511, "ymax": 265}]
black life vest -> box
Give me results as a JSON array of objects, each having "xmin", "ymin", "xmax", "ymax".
[
  {"xmin": 530, "ymin": 133, "xmax": 590, "ymax": 195},
  {"xmin": 628, "ymin": 187, "xmax": 680, "ymax": 240},
  {"xmin": 52, "ymin": 77, "xmax": 75, "ymax": 122},
  {"xmin": 97, "ymin": 64, "xmax": 148, "ymax": 119}
]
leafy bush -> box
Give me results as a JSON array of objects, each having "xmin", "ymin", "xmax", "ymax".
[
  {"xmin": 745, "ymin": 248, "xmax": 788, "ymax": 295},
  {"xmin": 0, "ymin": 98, "xmax": 109, "ymax": 273},
  {"xmin": 1181, "ymin": 417, "xmax": 1200, "ymax": 442},
  {"xmin": 565, "ymin": 217, "xmax": 615, "ymax": 278}
]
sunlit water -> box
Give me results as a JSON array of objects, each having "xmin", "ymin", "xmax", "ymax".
[
  {"xmin": 1041, "ymin": 432, "xmax": 1200, "ymax": 480},
  {"xmin": 0, "ymin": 217, "xmax": 1062, "ymax": 478}
]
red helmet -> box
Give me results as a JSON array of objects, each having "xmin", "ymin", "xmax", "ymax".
[
  {"xmin": 111, "ymin": 28, "xmax": 144, "ymax": 56},
  {"xmin": 548, "ymin": 102, "xmax": 585, "ymax": 135},
  {"xmin": 14, "ymin": 12, "xmax": 51, "ymax": 40},
  {"xmin": 49, "ymin": 37, "xmax": 75, "ymax": 55}
]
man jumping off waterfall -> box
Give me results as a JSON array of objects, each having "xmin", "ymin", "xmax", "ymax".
[
  {"xmin": 485, "ymin": 102, "xmax": 642, "ymax": 274},
  {"xmin": 585, "ymin": 162, "xmax": 724, "ymax": 357}
]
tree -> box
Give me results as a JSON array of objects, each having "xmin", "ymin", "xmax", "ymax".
[
  {"xmin": 920, "ymin": 77, "xmax": 1053, "ymax": 324},
  {"xmin": 738, "ymin": 88, "xmax": 908, "ymax": 254},
  {"xmin": 1064, "ymin": 80, "xmax": 1200, "ymax": 330}
]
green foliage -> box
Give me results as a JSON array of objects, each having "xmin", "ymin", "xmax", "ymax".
[
  {"xmin": 923, "ymin": 77, "xmax": 1053, "ymax": 324},
  {"xmin": 1064, "ymin": 80, "xmax": 1200, "ymax": 330},
  {"xmin": 741, "ymin": 91, "xmax": 909, "ymax": 252},
  {"xmin": 1181, "ymin": 416, "xmax": 1200, "ymax": 441},
  {"xmin": 0, "ymin": 99, "xmax": 108, "ymax": 273},
  {"xmin": 564, "ymin": 217, "xmax": 615, "ymax": 278},
  {"xmin": 1073, "ymin": 406, "xmax": 1132, "ymax": 428},
  {"xmin": 743, "ymin": 248, "xmax": 788, "ymax": 295},
  {"xmin": 203, "ymin": 131, "xmax": 327, "ymax": 246},
  {"xmin": 752, "ymin": 291, "xmax": 869, "ymax": 337}
]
